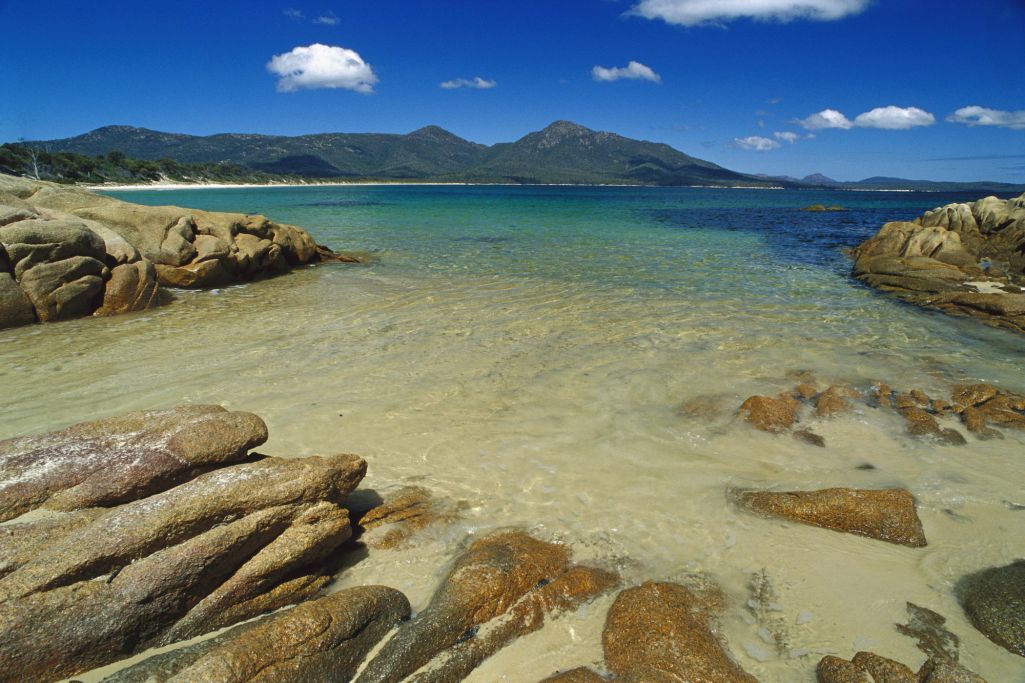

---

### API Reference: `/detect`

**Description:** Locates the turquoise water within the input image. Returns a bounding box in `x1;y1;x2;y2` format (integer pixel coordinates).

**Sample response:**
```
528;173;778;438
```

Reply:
4;185;1025;681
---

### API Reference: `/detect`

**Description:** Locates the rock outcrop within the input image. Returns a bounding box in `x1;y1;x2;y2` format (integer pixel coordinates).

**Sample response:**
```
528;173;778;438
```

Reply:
355;530;617;683
0;173;349;330
852;192;1025;334
733;487;927;547
956;560;1025;657
0;405;268;522
0;407;367;682
102;586;410;683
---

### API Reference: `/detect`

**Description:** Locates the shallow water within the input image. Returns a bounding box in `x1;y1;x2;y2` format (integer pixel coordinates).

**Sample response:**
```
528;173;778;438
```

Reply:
4;186;1025;681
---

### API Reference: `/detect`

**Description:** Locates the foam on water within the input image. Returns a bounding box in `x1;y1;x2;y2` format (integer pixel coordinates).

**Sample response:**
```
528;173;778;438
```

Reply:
3;185;1024;681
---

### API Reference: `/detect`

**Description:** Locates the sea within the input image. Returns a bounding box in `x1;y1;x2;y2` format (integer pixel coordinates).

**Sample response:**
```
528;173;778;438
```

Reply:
2;185;1023;681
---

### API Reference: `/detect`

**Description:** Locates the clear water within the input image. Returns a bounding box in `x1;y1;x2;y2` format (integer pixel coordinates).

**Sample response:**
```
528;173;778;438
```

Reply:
3;185;1024;681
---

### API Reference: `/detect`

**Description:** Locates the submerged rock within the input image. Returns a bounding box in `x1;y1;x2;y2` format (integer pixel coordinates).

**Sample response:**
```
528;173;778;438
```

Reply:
956;560;1025;657
734;487;927;547
896;602;961;662
802;205;845;212
602;580;757;682
898;407;967;445
353;486;461;550
540;668;608;682
356;530;616;683
793;428;826;447
102;586;410;683
952;383;999;409
975;395;1025;431
817;652;986;683
0;404;268;522
917;658;988;683
739;394;798;433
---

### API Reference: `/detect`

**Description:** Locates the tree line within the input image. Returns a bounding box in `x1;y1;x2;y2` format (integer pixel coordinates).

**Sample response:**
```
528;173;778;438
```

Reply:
0;144;301;185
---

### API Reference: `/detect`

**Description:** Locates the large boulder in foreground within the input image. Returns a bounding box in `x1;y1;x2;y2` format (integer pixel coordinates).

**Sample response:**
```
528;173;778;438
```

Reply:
852;192;1025;334
0;404;268;522
0;271;35;328
102;586;410;683
0;453;366;682
733;487;927;547
0;173;349;329
355;530;617;683
956;560;1025;657
603;580;757;682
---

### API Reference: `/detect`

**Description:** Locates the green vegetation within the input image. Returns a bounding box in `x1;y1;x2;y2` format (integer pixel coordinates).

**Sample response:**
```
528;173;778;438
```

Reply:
0;143;304;185
16;122;1022;191
17;121;781;187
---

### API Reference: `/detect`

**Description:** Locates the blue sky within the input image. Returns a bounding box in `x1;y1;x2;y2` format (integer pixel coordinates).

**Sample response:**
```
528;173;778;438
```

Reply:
2;0;1024;182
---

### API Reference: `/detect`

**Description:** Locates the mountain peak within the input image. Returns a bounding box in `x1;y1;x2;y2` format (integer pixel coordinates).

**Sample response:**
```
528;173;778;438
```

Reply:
406;125;478;147
87;125;151;135
408;125;451;138
541;120;594;135
525;121;603;150
802;172;838;185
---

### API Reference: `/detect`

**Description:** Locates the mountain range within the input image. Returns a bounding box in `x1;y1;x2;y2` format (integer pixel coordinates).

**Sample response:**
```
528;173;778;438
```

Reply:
21;122;787;188
22;122;1025;193
760;172;1025;194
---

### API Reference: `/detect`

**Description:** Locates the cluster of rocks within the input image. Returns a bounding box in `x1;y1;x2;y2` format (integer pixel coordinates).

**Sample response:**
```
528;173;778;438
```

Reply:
852;192;1025;334
0;173;354;330
1;404;1020;681
679;373;1025;676
734;377;1025;449
817;651;984;683
0;407;616;682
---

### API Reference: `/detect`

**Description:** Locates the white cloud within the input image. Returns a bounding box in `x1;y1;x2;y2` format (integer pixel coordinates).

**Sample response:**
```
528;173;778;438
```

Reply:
797;106;934;131
267;43;378;93
947;105;1025;130
774;131;799;143
734;136;781;151
592;61;662;83
798;108;854;130
314;11;339;25
283;7;305;21
440;76;497;90
854;106;934;129
630;0;870;26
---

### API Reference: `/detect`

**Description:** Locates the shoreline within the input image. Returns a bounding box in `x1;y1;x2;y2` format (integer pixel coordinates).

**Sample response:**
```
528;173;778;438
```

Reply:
86;180;789;192
83;180;991;194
